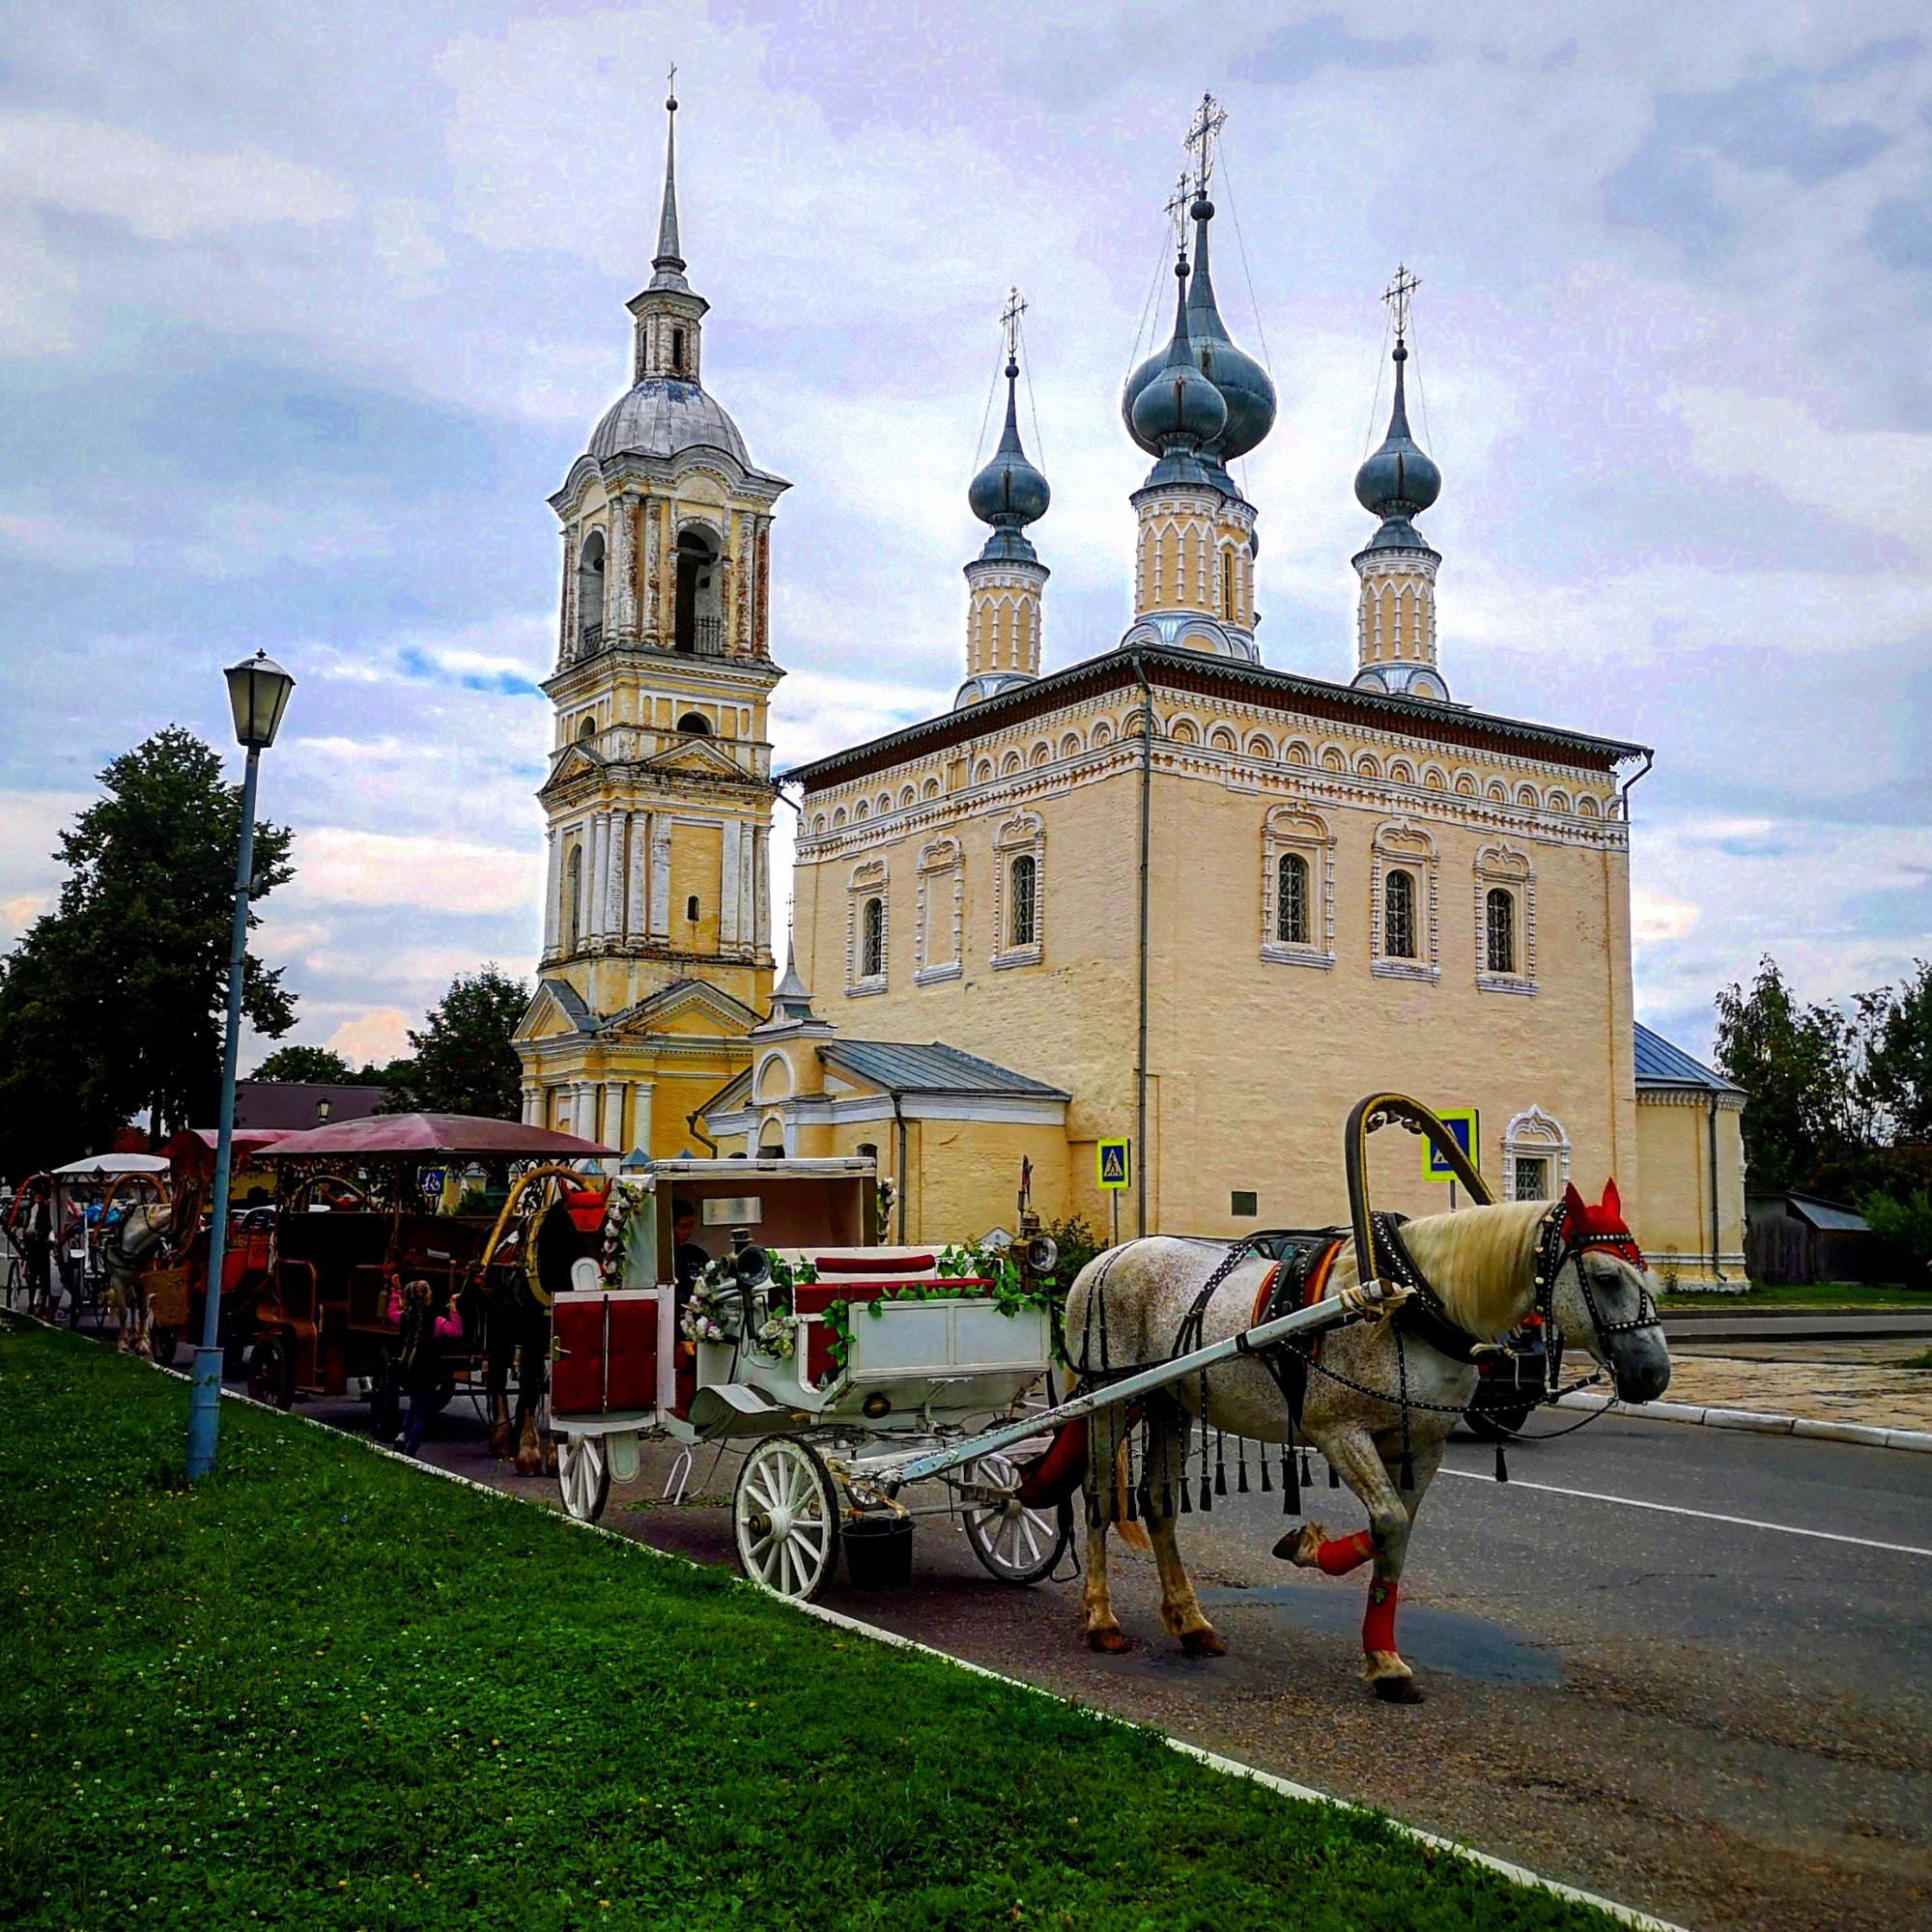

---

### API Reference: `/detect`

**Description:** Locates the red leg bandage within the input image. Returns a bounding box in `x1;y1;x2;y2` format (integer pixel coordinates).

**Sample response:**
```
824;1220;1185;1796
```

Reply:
1362;1577;1400;1655
1316;1529;1375;1577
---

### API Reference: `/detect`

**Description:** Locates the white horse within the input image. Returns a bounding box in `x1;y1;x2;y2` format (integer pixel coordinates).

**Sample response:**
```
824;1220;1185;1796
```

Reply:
1065;1180;1670;1701
100;1202;175;1354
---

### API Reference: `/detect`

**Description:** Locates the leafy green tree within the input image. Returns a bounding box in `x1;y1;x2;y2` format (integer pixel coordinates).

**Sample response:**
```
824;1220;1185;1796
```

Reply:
0;728;295;1173
1862;961;1932;1144
1712;957;1859;1191
382;967;527;1120
1859;1188;1932;1286
252;1045;353;1083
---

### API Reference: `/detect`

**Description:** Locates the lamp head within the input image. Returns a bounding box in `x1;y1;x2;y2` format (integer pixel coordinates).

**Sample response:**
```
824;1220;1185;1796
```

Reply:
224;649;296;750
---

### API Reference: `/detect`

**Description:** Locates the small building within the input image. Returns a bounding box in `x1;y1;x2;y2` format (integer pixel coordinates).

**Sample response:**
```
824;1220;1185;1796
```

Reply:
233;1082;389;1132
1746;1191;1872;1287
1632;1024;1746;1289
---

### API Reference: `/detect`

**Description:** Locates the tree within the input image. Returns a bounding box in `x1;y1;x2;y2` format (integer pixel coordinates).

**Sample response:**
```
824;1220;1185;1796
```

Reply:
1862;960;1932;1144
1713;956;1867;1191
383;967;528;1120
0;728;295;1175
252;1045;353;1083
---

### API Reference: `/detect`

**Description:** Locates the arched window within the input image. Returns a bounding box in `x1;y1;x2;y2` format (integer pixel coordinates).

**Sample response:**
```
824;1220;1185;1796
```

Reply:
576;529;606;653
1486;887;1516;975
564;845;582;952
1276;853;1309;946
676;711;711;735
673;528;721;654
1384;868;1416;959
1009;855;1037;948
861;896;884;979
1221;554;1236;620
670;326;687;374
577;714;596;741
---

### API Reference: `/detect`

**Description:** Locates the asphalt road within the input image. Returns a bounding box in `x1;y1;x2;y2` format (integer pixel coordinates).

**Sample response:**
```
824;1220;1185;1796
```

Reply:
291;1379;1928;1932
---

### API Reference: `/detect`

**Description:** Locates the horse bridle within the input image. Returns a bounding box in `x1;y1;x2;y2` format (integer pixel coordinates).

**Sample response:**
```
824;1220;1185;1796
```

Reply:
1530;1205;1662;1399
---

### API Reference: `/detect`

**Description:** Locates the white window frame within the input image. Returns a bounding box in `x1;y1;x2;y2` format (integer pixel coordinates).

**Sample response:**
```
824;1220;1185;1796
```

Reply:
1260;806;1335;969
1502;1107;1570;1200
1475;841;1537;995
991;810;1044;970
914;836;964;985
845;857;889;997
1370;819;1439;982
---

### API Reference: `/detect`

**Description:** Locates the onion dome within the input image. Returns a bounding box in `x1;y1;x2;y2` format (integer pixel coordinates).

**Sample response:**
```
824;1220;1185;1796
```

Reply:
968;355;1050;560
1129;252;1227;455
1184;193;1275;461
1354;339;1440;525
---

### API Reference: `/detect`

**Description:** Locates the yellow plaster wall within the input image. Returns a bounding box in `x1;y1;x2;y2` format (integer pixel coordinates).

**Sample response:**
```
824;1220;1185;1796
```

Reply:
1634;1097;1746;1286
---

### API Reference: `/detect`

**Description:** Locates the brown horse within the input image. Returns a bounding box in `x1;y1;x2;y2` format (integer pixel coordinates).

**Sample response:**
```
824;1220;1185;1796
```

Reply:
1065;1181;1669;1700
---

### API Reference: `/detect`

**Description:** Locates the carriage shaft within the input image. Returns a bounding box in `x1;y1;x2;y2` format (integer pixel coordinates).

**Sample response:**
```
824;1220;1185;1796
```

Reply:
878;1285;1401;1490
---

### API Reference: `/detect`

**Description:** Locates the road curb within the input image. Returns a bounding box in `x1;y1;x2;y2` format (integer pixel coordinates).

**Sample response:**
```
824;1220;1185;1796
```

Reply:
6;1308;1690;1932
1556;1388;1932;1452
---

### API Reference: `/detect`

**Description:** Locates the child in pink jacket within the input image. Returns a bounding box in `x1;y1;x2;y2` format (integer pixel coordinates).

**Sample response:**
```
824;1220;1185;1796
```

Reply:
385;1277;463;1456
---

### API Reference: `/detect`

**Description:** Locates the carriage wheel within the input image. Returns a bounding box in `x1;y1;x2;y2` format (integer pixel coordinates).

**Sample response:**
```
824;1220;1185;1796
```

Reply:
733;1435;840;1604
246;1332;294;1409
556;1433;611;1522
148;1325;180;1370
960;1452;1071;1585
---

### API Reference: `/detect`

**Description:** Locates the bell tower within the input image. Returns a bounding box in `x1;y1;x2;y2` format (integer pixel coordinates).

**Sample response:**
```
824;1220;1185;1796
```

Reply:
517;79;791;1153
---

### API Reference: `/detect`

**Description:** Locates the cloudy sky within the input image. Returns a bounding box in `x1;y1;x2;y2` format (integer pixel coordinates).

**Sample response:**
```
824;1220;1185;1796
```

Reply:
2;1;1928;1068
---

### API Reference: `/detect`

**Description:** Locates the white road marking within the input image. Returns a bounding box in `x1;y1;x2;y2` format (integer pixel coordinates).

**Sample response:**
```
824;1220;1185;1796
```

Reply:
1438;1466;1932;1558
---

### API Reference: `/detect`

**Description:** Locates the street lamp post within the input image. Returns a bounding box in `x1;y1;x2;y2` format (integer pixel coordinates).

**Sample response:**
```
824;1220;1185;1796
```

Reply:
185;649;296;1482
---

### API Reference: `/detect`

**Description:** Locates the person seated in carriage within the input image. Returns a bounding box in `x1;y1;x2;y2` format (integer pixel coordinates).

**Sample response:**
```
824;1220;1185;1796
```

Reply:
671;1198;711;1309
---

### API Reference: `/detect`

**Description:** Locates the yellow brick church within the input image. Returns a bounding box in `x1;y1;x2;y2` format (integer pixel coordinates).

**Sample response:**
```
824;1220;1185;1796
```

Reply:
514;93;1746;1285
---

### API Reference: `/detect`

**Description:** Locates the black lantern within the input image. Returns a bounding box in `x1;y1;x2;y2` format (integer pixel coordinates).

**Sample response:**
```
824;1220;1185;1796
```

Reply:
223;649;297;751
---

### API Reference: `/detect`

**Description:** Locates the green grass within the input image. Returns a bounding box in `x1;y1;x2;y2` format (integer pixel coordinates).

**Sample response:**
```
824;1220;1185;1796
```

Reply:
0;1318;1620;1932
1901;1348;1932;1370
1659;1279;1930;1310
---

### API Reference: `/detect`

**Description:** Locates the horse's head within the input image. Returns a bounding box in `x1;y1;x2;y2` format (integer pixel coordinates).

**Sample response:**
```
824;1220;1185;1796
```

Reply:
1547;1179;1670;1405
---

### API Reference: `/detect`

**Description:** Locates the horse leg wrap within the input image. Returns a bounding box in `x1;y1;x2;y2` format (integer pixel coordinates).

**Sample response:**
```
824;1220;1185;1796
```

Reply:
1362;1577;1399;1655
1317;1529;1375;1577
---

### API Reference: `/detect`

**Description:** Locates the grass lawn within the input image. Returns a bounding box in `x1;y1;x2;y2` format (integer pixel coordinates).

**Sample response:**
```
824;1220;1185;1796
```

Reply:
1659;1279;1931;1311
0;1319;1623;1932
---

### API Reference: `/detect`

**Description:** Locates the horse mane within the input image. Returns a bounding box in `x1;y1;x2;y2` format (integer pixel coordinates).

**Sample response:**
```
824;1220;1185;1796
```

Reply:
1398;1201;1550;1342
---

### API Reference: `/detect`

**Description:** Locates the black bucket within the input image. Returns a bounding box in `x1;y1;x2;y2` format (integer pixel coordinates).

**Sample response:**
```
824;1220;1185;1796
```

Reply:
843;1514;915;1590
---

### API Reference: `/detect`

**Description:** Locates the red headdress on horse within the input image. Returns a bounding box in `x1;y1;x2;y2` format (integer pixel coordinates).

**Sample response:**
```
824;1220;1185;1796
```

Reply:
1558;1179;1643;1264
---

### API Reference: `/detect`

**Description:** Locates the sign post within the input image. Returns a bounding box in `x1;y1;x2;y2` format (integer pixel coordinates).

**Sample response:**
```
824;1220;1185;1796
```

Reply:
1421;1108;1479;1208
1097;1139;1131;1248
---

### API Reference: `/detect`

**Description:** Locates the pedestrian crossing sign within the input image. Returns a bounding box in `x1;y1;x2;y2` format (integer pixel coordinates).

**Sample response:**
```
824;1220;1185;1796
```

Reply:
1097;1139;1131;1190
1422;1110;1479;1184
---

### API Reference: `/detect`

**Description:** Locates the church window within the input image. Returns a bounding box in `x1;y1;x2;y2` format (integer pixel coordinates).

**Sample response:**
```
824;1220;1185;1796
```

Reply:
670;326;687;373
673;527;722;655
1486;888;1516;975
1221;554;1236;621
1502;1107;1570;1200
578;714;597;741
915;837;963;984
846;860;889;993
1512;1154;1549;1201
576;529;607;653
861;897;884;978
686;895;700;923
1009;855;1037;948
1475;842;1536;993
564;844;582;953
1276;853;1309;946
1383;869;1416;959
676;711;711;735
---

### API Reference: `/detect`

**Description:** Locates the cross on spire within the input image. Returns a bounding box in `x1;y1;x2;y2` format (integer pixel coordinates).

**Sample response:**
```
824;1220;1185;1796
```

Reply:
1163;169;1192;248
1000;286;1028;366
666;62;677;111
1185;91;1227;195
1381;263;1420;341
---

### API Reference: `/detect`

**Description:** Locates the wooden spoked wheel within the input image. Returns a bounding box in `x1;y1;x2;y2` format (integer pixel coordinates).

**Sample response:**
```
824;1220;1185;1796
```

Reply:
556;1434;611;1522
733;1435;840;1603
960;1451;1070;1585
246;1332;294;1409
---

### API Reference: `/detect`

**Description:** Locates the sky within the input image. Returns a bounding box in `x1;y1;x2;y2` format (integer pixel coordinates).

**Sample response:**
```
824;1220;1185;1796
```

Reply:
1;1;1928;1070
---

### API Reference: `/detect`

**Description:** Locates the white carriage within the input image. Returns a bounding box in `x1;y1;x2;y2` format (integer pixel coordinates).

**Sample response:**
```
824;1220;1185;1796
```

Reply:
547;1158;1072;1602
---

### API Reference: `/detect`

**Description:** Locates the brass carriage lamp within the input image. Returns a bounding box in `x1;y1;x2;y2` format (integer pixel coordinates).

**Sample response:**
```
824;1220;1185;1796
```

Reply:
317;1095;331;1124
224;649;296;750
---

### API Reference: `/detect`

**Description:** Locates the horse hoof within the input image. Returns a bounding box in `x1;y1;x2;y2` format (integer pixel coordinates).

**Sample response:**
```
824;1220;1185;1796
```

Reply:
1179;1627;1227;1658
1274;1522;1325;1567
1372;1673;1425;1704
1086;1627;1131;1654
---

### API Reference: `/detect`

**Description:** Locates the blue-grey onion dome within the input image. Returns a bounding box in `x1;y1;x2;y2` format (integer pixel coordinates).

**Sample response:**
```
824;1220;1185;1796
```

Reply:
1354;341;1439;518
1185;194;1276;460
1130;259;1227;451
969;360;1050;528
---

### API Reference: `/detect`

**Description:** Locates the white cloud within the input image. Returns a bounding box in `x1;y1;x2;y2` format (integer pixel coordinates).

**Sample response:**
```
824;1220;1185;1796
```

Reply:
288;828;539;916
326;1008;412;1066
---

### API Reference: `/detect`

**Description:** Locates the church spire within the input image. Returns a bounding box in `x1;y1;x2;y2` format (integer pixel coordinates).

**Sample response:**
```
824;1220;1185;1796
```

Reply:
650;71;691;294
957;290;1051;709
1350;266;1448;700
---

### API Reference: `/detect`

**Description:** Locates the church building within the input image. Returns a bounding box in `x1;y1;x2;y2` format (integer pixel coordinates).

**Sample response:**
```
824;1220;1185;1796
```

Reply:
515;94;1747;1285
